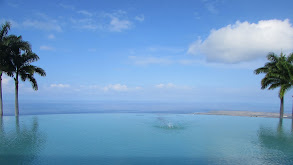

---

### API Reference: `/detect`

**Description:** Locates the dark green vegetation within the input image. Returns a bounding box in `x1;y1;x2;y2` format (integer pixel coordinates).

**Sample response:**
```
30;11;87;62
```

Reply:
0;22;12;116
255;52;293;118
0;21;46;116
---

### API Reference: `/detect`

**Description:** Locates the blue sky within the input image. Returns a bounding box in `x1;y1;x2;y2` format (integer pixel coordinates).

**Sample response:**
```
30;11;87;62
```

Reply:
1;0;293;109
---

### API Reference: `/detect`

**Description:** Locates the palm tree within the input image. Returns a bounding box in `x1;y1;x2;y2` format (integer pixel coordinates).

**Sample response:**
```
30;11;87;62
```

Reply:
254;52;293;118
0;21;11;116
7;36;46;116
12;49;46;116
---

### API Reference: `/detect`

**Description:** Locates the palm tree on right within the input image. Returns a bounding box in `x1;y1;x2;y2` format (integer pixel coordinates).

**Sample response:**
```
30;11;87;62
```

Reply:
254;52;293;118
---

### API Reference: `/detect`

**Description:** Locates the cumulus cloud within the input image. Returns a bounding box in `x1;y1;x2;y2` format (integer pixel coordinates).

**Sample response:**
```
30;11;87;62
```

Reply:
50;84;70;88
80;84;142;92
109;17;132;32
188;19;293;63
135;15;144;22
103;84;128;91
155;83;176;88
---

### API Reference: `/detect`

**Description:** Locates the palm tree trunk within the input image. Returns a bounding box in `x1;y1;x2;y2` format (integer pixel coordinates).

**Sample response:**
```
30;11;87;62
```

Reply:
0;71;3;116
278;118;283;133
15;75;19;116
280;96;284;118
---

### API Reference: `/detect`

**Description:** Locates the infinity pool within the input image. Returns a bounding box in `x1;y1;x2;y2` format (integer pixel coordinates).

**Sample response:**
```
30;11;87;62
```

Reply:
0;114;292;165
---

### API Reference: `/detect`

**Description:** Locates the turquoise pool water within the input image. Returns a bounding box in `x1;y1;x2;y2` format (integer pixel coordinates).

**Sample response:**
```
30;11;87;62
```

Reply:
0;114;293;165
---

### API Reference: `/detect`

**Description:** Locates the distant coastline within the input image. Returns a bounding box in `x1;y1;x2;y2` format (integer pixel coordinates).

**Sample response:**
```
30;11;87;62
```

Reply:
194;111;293;119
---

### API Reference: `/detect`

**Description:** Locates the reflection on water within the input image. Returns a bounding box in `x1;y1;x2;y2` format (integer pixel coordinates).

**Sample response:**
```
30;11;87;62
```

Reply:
0;116;46;164
258;118;293;164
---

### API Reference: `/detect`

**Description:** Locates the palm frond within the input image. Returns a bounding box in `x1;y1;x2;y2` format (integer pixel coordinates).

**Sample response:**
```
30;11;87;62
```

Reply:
279;84;293;98
35;67;46;76
19;73;38;90
28;74;38;90
22;51;39;64
0;21;11;41
287;53;293;63
267;52;279;62
256;52;293;98
2;30;45;92
254;66;269;74
4;35;31;52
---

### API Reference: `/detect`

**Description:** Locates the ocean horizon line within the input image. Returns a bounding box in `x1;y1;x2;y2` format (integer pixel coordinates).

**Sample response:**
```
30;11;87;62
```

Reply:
0;100;289;116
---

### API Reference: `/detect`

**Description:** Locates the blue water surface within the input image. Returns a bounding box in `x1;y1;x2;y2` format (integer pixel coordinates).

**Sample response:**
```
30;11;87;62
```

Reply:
0;113;293;165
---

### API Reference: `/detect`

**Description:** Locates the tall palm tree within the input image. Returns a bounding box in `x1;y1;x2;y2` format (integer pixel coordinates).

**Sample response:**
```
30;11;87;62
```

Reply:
7;36;46;116
0;21;11;116
12;49;46;116
254;52;293;118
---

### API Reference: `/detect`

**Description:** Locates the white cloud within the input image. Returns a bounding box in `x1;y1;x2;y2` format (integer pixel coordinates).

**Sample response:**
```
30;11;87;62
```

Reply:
109;17;132;32
0;19;19;28
50;84;70;88
201;0;219;14
81;24;101;30
2;75;11;85
2;14;62;32
79;84;142;93
70;18;102;31
59;3;75;10
40;45;55;51
135;15;144;22
48;34;55;39
103;84;128;91
77;10;93;17
188;19;293;63
179;58;265;70
23;19;62;32
129;56;173;66
205;2;218;14
1;75;14;93
155;83;176;88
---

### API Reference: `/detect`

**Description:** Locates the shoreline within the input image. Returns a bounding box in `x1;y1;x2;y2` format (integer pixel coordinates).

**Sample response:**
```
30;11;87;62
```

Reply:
194;111;293;119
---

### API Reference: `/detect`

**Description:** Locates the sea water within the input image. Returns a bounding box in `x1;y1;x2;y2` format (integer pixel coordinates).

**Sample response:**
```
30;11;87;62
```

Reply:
1;100;286;116
0;113;292;165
